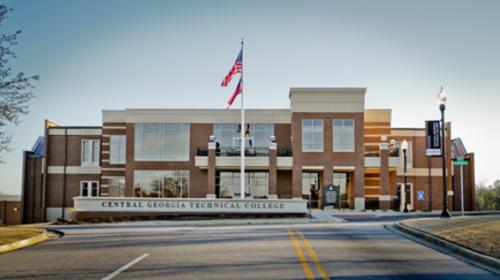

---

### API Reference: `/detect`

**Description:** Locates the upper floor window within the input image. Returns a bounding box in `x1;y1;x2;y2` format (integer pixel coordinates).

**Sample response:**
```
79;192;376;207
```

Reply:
81;139;99;166
135;123;189;161
213;123;274;148
333;119;355;152
302;119;323;152
110;135;126;164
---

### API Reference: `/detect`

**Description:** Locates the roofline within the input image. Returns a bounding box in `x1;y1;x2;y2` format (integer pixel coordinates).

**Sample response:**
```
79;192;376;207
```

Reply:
102;108;291;112
48;126;102;129
289;87;367;92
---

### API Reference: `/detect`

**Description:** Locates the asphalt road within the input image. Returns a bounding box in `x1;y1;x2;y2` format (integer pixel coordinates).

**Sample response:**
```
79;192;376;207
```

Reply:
0;221;497;280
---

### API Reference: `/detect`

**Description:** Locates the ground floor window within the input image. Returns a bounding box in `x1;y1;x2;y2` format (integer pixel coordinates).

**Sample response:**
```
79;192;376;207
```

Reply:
108;177;125;197
219;172;268;198
80;181;99;197
133;170;189;198
302;172;319;196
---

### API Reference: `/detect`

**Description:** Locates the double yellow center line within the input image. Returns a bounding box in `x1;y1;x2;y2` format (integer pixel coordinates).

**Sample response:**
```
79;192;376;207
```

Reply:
286;227;330;280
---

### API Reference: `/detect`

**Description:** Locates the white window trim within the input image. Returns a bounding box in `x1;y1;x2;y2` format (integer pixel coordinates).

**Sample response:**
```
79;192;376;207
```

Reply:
333;119;355;152
398;183;414;210
302;119;324;152
80;181;100;197
81;139;100;167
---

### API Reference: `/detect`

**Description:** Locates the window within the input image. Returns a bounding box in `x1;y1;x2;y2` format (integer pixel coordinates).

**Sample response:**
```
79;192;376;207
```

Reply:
250;124;274;148
80;181;99;197
110;135;126;164
108;177;125;197
133;170;189;198
333;119;355;152
302;119;323;152
214;124;238;148
214;123;274;148
219;172;268;198
135;123;190;161
81;140;100;166
302;172;319;196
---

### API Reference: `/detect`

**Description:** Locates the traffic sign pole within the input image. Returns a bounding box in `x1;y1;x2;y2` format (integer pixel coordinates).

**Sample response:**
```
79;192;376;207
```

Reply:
460;165;464;216
453;157;469;216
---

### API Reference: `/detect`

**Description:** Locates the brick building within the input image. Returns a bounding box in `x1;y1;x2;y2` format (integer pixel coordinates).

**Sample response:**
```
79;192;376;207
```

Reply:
21;88;475;222
0;195;21;225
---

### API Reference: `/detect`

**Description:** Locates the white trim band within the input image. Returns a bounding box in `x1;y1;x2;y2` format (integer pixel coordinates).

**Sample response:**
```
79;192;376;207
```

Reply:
47;166;101;174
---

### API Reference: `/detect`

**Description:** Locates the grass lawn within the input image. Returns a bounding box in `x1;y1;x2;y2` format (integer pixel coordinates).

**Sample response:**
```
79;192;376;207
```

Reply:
0;227;44;246
402;216;500;259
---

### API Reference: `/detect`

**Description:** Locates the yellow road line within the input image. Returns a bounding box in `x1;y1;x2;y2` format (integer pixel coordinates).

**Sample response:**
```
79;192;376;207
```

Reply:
295;227;330;280
286;227;315;280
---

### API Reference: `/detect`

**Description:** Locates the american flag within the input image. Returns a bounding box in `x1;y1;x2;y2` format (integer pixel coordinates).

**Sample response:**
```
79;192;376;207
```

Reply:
221;48;243;87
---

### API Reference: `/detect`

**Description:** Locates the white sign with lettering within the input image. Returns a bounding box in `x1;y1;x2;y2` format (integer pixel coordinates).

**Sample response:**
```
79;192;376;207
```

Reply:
73;197;308;214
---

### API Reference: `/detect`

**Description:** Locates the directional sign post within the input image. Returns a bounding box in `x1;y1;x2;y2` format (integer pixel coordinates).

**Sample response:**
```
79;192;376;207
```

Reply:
454;157;469;216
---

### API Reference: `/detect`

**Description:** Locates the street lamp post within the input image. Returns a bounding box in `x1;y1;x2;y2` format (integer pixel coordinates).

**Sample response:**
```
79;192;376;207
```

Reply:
438;86;451;218
401;140;409;213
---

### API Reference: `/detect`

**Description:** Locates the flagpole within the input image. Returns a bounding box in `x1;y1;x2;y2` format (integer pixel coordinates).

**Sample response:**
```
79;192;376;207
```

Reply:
240;38;245;199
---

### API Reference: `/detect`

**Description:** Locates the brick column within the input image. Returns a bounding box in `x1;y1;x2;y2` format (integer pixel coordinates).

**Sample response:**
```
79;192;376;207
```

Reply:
321;166;333;209
354;168;365;210
206;142;216;198
268;142;278;199
379;142;390;210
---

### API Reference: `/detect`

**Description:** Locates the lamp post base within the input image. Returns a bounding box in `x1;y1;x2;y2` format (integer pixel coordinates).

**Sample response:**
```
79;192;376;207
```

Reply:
440;209;451;218
403;203;409;213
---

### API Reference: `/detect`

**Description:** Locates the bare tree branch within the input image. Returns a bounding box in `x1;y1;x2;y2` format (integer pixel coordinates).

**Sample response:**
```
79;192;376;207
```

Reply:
0;4;38;162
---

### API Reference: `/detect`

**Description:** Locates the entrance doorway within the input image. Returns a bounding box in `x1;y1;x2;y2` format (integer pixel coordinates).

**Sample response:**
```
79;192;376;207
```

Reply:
397;183;413;211
302;172;320;208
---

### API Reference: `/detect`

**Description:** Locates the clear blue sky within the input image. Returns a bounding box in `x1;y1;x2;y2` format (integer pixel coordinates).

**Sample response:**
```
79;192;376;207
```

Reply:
1;0;499;195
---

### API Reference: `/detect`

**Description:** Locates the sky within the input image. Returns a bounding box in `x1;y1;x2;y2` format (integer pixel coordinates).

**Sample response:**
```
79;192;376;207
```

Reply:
0;0;499;195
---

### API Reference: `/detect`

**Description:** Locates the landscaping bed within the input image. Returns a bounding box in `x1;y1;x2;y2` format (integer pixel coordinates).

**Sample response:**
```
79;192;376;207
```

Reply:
402;216;500;259
0;227;44;246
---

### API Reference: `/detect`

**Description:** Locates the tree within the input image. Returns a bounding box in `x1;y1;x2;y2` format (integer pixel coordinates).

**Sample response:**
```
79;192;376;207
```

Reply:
475;180;500;211
0;4;38;162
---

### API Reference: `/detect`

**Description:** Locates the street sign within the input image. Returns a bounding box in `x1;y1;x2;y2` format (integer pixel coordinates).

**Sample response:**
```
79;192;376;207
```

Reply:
417;191;424;201
454;157;469;166
425;120;441;157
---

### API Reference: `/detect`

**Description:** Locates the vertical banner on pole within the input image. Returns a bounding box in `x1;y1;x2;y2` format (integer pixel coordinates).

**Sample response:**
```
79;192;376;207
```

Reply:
425;120;441;157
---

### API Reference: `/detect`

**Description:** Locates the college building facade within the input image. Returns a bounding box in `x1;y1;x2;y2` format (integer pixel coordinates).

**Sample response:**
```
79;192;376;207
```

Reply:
21;88;476;222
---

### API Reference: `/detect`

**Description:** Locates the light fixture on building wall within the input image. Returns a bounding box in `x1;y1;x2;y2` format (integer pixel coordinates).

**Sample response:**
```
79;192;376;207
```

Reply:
401;139;409;213
437;86;451;218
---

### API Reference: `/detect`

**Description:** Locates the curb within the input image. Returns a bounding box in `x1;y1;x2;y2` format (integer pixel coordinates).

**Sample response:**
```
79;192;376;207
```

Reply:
0;231;50;254
391;222;500;276
48;218;343;230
